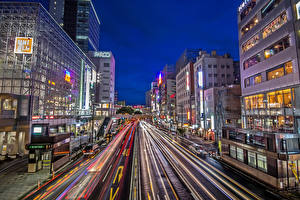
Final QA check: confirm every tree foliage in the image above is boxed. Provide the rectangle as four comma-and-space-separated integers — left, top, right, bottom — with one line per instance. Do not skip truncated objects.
134, 110, 142, 115
116, 107, 134, 115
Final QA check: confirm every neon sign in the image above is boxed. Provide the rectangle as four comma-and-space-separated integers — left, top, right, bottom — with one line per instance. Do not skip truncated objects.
238, 0, 251, 13
158, 73, 162, 86
198, 71, 203, 88
186, 71, 190, 91
65, 70, 71, 83
93, 51, 111, 58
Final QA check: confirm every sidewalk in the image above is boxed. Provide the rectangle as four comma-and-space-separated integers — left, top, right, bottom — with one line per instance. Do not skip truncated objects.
0, 164, 50, 200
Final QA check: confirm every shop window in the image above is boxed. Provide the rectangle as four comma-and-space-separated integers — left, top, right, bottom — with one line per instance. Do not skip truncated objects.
240, 0, 257, 20
261, 0, 283, 18
267, 61, 293, 81
243, 53, 261, 69
285, 61, 293, 74
237, 148, 244, 162
230, 145, 237, 159
244, 94, 265, 110
241, 16, 259, 36
267, 66, 284, 80
262, 12, 287, 39
248, 151, 256, 168
242, 34, 260, 52
244, 73, 262, 88
257, 154, 267, 172
283, 89, 292, 108
264, 37, 290, 59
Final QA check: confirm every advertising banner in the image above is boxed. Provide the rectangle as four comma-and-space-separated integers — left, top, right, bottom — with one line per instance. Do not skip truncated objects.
14, 37, 33, 54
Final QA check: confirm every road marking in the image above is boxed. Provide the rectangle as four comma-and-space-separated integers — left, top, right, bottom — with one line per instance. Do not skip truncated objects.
103, 164, 113, 182
110, 187, 119, 200
113, 166, 124, 184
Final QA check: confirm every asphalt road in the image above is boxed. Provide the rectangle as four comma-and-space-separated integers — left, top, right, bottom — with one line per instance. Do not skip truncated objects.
23, 121, 136, 200
138, 121, 283, 200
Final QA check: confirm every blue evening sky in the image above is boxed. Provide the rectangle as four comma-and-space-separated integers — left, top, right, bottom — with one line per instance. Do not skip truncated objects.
95, 0, 242, 105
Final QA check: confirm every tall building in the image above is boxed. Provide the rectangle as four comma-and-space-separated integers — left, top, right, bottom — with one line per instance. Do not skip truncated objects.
193, 50, 235, 129
49, 0, 65, 26
88, 51, 115, 117
1, 0, 50, 10
176, 62, 195, 127
0, 2, 96, 168
221, 0, 300, 189
176, 48, 201, 74
64, 0, 100, 52
160, 65, 176, 122
145, 90, 151, 108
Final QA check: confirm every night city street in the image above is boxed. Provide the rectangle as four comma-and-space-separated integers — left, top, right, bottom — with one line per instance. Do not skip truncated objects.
1, 0, 300, 199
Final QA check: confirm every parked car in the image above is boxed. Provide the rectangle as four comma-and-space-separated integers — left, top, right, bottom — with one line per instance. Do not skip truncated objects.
83, 144, 99, 156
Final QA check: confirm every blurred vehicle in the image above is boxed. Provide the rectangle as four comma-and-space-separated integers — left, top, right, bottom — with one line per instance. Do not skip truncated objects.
189, 143, 207, 155
83, 144, 99, 156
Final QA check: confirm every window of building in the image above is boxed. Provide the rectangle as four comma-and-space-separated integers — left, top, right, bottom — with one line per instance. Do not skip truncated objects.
221, 65, 225, 69
230, 145, 237, 159
208, 74, 212, 77
261, 0, 283, 18
240, 0, 257, 20
104, 63, 110, 67
227, 74, 231, 78
264, 37, 290, 59
267, 61, 293, 81
248, 151, 256, 168
222, 74, 225, 78
208, 65, 212, 68
244, 94, 265, 110
257, 154, 267, 172
243, 53, 261, 69
226, 65, 230, 69
241, 15, 259, 36
213, 65, 217, 68
214, 74, 217, 77
242, 34, 260, 52
245, 73, 262, 88
262, 12, 287, 39
237, 147, 244, 162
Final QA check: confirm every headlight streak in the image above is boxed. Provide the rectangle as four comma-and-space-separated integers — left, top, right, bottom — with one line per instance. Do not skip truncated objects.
148, 122, 262, 200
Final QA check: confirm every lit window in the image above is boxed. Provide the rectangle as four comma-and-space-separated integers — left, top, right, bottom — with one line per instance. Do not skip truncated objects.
262, 12, 287, 39
230, 145, 237, 159
242, 34, 260, 52
264, 37, 290, 59
257, 154, 267, 172
285, 61, 293, 74
241, 16, 259, 36
237, 148, 244, 162
267, 66, 284, 80
248, 151, 256, 168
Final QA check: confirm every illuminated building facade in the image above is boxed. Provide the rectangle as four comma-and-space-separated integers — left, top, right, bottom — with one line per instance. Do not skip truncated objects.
0, 2, 96, 163
193, 50, 235, 132
176, 62, 195, 127
88, 51, 115, 117
221, 0, 300, 189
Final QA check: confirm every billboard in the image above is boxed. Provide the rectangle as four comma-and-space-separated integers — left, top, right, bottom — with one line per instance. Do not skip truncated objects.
14, 37, 33, 54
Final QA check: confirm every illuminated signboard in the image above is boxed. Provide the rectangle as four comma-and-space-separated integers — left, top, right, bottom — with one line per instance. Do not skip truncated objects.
65, 70, 71, 82
158, 73, 162, 86
186, 72, 190, 91
14, 37, 33, 54
297, 2, 300, 20
238, 0, 251, 13
32, 126, 43, 136
198, 71, 203, 88
93, 51, 111, 58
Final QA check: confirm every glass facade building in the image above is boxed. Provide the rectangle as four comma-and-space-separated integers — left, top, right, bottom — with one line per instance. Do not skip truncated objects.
0, 2, 96, 160
64, 0, 100, 53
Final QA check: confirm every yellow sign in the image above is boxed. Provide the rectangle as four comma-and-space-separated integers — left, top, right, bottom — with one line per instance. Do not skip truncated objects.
289, 163, 299, 181
14, 37, 33, 54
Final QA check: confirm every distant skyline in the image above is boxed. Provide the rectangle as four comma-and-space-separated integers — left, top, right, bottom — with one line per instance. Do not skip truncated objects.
96, 0, 241, 105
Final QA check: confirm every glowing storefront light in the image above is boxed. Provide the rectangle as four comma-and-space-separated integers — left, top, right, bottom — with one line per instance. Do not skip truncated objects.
186, 71, 190, 91
14, 37, 33, 54
198, 71, 203, 88
158, 73, 162, 86
65, 70, 71, 82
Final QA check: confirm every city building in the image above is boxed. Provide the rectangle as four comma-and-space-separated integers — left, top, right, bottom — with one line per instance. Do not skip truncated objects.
114, 90, 118, 104
200, 85, 241, 141
145, 90, 151, 108
194, 50, 235, 131
233, 60, 241, 84
49, 0, 65, 26
63, 0, 100, 52
160, 65, 176, 123
150, 81, 159, 114
176, 62, 195, 127
221, 0, 300, 189
88, 51, 115, 117
176, 48, 201, 74
0, 2, 96, 171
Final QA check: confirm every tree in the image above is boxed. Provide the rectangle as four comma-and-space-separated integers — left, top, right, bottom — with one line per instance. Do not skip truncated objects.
134, 110, 142, 115
116, 107, 134, 115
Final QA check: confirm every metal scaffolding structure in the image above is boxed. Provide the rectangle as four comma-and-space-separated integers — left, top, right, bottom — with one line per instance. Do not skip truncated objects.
0, 2, 96, 117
